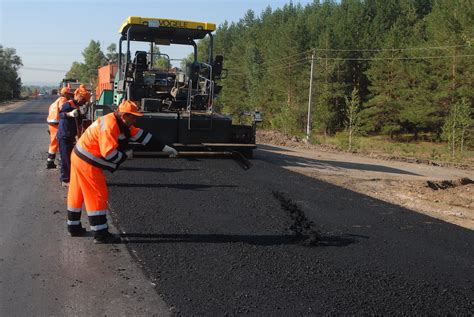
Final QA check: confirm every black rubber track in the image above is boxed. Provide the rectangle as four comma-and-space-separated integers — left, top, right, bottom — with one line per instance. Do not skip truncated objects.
107, 154, 473, 315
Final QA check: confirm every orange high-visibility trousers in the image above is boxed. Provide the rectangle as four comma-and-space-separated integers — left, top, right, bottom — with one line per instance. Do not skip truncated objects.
48, 124, 58, 155
67, 151, 109, 232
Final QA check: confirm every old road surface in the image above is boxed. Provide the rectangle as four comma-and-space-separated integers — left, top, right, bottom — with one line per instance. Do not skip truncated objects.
1, 97, 473, 316
0, 98, 169, 316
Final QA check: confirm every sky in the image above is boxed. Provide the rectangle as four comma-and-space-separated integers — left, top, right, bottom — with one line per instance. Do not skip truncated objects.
0, 0, 315, 85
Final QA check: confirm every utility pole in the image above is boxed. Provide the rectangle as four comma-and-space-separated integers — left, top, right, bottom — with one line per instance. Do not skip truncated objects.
306, 50, 315, 141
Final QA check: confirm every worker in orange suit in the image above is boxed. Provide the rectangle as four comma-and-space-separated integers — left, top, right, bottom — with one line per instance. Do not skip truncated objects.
66, 99, 177, 243
46, 87, 74, 169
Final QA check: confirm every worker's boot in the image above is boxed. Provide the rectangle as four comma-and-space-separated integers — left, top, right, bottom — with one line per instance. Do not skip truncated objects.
46, 160, 57, 169
68, 225, 87, 237
46, 153, 56, 169
68, 209, 85, 236
93, 229, 122, 244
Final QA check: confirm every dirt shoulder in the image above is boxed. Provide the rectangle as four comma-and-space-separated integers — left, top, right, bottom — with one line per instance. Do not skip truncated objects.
0, 99, 28, 113
257, 131, 474, 230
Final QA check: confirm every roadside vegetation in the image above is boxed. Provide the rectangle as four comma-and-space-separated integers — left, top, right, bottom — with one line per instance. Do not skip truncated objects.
0, 45, 22, 101
193, 0, 473, 163
324, 134, 474, 166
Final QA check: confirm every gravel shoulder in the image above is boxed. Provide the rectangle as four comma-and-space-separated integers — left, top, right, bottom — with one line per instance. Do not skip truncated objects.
256, 140, 474, 230
0, 99, 28, 113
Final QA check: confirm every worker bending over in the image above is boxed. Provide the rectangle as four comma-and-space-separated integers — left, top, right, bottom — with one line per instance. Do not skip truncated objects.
57, 85, 91, 186
67, 100, 177, 243
46, 87, 74, 169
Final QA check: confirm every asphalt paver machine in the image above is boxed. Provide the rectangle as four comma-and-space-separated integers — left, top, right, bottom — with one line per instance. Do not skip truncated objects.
95, 16, 260, 162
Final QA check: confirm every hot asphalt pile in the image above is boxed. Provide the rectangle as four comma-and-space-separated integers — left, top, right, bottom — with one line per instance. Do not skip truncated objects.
107, 155, 473, 315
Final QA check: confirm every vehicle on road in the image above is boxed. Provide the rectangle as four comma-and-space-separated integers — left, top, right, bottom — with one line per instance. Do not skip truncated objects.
59, 78, 93, 94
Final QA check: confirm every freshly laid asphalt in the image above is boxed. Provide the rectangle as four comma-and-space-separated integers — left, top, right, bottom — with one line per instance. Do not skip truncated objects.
109, 149, 473, 314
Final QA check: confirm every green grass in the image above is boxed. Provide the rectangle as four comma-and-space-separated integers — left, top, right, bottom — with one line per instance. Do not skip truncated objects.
313, 133, 474, 166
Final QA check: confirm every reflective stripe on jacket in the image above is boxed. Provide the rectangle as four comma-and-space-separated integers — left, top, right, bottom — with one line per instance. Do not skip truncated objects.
46, 96, 67, 125
74, 112, 152, 171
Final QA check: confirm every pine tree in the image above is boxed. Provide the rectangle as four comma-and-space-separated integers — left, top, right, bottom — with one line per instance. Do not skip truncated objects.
424, 0, 474, 135
362, 34, 405, 137
65, 62, 86, 82
106, 43, 118, 63
345, 87, 361, 151
457, 98, 472, 153
82, 40, 106, 84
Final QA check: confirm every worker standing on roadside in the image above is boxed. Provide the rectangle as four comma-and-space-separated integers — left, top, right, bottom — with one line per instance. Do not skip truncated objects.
57, 85, 91, 186
46, 87, 74, 169
66, 99, 177, 243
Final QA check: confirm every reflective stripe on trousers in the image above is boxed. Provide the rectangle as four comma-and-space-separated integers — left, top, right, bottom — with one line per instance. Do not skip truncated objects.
67, 152, 109, 231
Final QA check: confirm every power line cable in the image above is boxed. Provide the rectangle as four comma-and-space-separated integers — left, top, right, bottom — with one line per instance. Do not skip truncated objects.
226, 56, 309, 75
312, 44, 470, 52
316, 54, 474, 61
223, 44, 472, 71
220, 49, 312, 73
225, 53, 474, 77
18, 46, 472, 76
227, 57, 310, 77
21, 66, 67, 73
259, 49, 313, 65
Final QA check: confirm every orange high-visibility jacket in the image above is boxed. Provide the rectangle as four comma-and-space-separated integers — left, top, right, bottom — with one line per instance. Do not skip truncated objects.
46, 96, 67, 124
74, 112, 152, 171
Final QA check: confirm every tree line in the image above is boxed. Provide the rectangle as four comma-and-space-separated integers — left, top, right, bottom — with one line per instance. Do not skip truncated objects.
0, 45, 22, 101
199, 0, 472, 149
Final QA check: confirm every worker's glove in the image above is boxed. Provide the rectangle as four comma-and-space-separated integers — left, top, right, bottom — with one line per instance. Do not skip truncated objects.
67, 109, 79, 118
162, 145, 178, 158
